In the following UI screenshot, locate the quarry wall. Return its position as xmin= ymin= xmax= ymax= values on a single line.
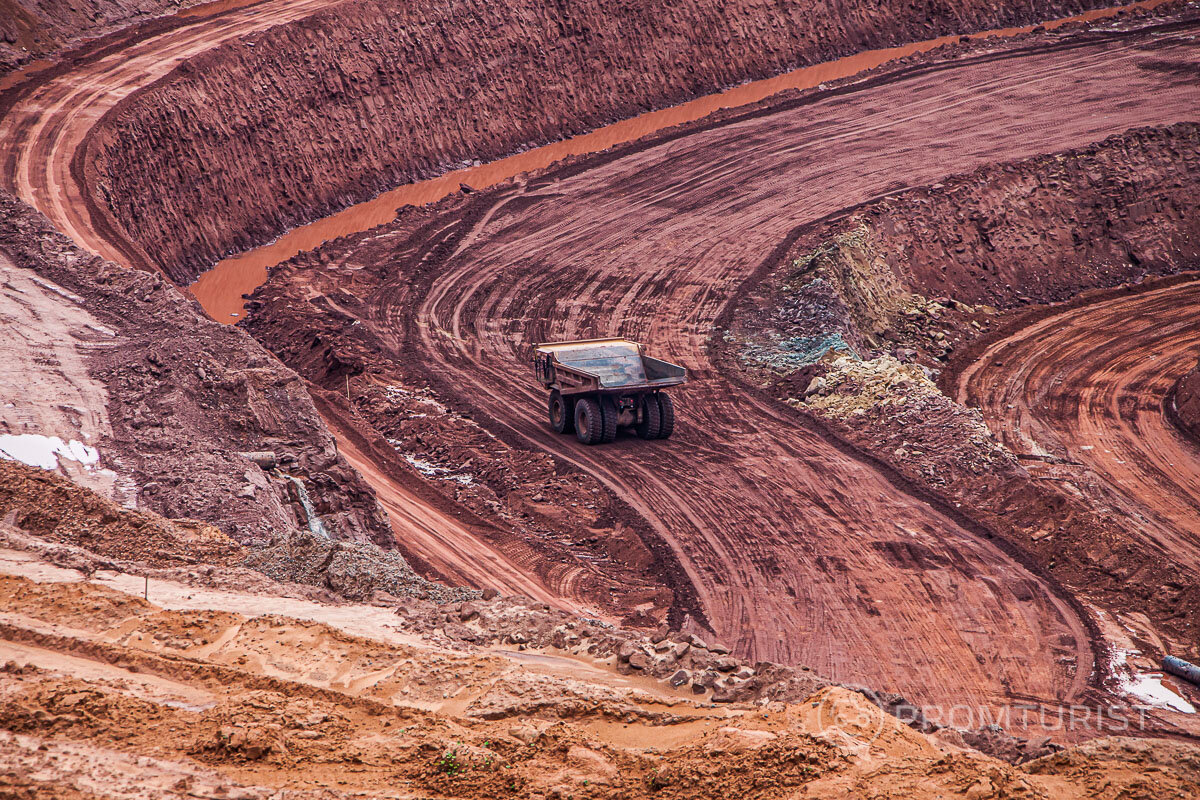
xmin=85 ymin=0 xmax=1121 ymax=281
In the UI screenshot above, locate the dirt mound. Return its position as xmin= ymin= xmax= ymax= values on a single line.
xmin=85 ymin=0 xmax=1124 ymax=279
xmin=242 ymin=527 xmax=472 ymax=603
xmin=1172 ymin=361 xmax=1200 ymax=441
xmin=0 ymin=192 xmax=390 ymax=549
xmin=1 ymin=568 xmax=1197 ymax=799
xmin=0 ymin=459 xmax=239 ymax=570
xmin=0 ymin=442 xmax=471 ymax=603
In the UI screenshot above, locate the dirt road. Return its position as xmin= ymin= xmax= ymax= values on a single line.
xmin=0 ymin=0 xmax=343 ymax=266
xmin=310 ymin=23 xmax=1200 ymax=713
xmin=959 ymin=279 xmax=1200 ymax=580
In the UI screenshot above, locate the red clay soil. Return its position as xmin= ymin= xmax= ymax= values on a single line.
xmin=725 ymin=123 xmax=1200 ymax=660
xmin=0 ymin=0 xmax=204 ymax=75
xmin=0 ymin=191 xmax=391 ymax=548
xmin=0 ymin=0 xmax=346 ymax=267
xmin=81 ymin=0 xmax=1130 ymax=279
xmin=1174 ymin=362 xmax=1200 ymax=442
xmin=790 ymin=125 xmax=1200 ymax=314
xmin=244 ymin=17 xmax=1200 ymax=718
xmin=957 ymin=279 xmax=1200 ymax=637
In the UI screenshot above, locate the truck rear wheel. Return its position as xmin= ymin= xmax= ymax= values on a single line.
xmin=636 ymin=392 xmax=662 ymax=439
xmin=656 ymin=392 xmax=675 ymax=439
xmin=599 ymin=396 xmax=619 ymax=443
xmin=548 ymin=390 xmax=574 ymax=434
xmin=574 ymin=398 xmax=603 ymax=445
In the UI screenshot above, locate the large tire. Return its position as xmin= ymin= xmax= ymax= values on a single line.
xmin=599 ymin=396 xmax=619 ymax=443
xmin=656 ymin=392 xmax=676 ymax=439
xmin=548 ymin=390 xmax=574 ymax=434
xmin=636 ymin=392 xmax=662 ymax=439
xmin=574 ymin=398 xmax=603 ymax=445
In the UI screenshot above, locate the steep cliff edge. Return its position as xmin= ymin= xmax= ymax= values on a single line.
xmin=1174 ymin=363 xmax=1200 ymax=441
xmin=85 ymin=0 xmax=1120 ymax=281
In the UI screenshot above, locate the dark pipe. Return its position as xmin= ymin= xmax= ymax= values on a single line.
xmin=1163 ymin=655 xmax=1200 ymax=687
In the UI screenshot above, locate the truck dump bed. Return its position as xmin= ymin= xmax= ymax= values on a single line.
xmin=534 ymin=338 xmax=686 ymax=394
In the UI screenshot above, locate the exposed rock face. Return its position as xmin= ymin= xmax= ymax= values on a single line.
xmin=86 ymin=0 xmax=1119 ymax=280
xmin=0 ymin=191 xmax=391 ymax=548
xmin=0 ymin=0 xmax=197 ymax=74
xmin=764 ymin=123 xmax=1200 ymax=344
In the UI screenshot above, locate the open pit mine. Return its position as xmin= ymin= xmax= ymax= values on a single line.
xmin=2 ymin=0 xmax=1200 ymax=797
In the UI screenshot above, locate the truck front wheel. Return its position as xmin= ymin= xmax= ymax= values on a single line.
xmin=548 ymin=390 xmax=574 ymax=434
xmin=574 ymin=398 xmax=604 ymax=445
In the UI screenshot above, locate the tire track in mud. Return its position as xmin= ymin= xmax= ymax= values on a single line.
xmin=387 ymin=27 xmax=1200 ymax=712
xmin=959 ymin=279 xmax=1200 ymax=576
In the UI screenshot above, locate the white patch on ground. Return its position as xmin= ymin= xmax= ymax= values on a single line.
xmin=0 ymin=260 xmax=119 ymax=500
xmin=1111 ymin=648 xmax=1195 ymax=714
xmin=0 ymin=434 xmax=99 ymax=471
xmin=390 ymin=444 xmax=476 ymax=486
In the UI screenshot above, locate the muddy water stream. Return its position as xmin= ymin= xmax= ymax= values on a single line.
xmin=189 ymin=1 xmax=1164 ymax=322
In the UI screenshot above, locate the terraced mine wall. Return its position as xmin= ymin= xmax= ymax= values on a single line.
xmin=0 ymin=0 xmax=196 ymax=73
xmin=0 ymin=191 xmax=392 ymax=549
xmin=785 ymin=123 xmax=1200 ymax=330
xmin=84 ymin=0 xmax=1121 ymax=281
xmin=730 ymin=122 xmax=1200 ymax=651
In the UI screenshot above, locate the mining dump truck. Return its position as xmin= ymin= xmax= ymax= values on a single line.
xmin=532 ymin=338 xmax=686 ymax=445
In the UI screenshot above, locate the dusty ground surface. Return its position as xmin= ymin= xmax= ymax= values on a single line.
xmin=957 ymin=280 xmax=1200 ymax=649
xmin=83 ymin=0 xmax=1126 ymax=278
xmin=0 ymin=476 xmax=1197 ymax=799
xmin=244 ymin=12 xmax=1200 ymax=730
xmin=3 ymin=0 xmax=1200 ymax=792
xmin=0 ymin=0 xmax=207 ymax=75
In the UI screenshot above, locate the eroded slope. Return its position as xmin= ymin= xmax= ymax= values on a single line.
xmin=727 ymin=124 xmax=1200 ymax=678
xmin=0 ymin=192 xmax=391 ymax=551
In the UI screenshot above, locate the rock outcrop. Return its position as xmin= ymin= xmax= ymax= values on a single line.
xmin=0 ymin=0 xmax=198 ymax=74
xmin=1174 ymin=362 xmax=1200 ymax=441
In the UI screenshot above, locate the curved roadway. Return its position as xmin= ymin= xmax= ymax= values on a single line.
xmin=391 ymin=25 xmax=1200 ymax=712
xmin=959 ymin=280 xmax=1200 ymax=571
xmin=0 ymin=0 xmax=344 ymax=263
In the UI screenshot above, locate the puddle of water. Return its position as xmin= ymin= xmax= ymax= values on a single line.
xmin=188 ymin=1 xmax=1165 ymax=323
xmin=0 ymin=59 xmax=56 ymax=93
